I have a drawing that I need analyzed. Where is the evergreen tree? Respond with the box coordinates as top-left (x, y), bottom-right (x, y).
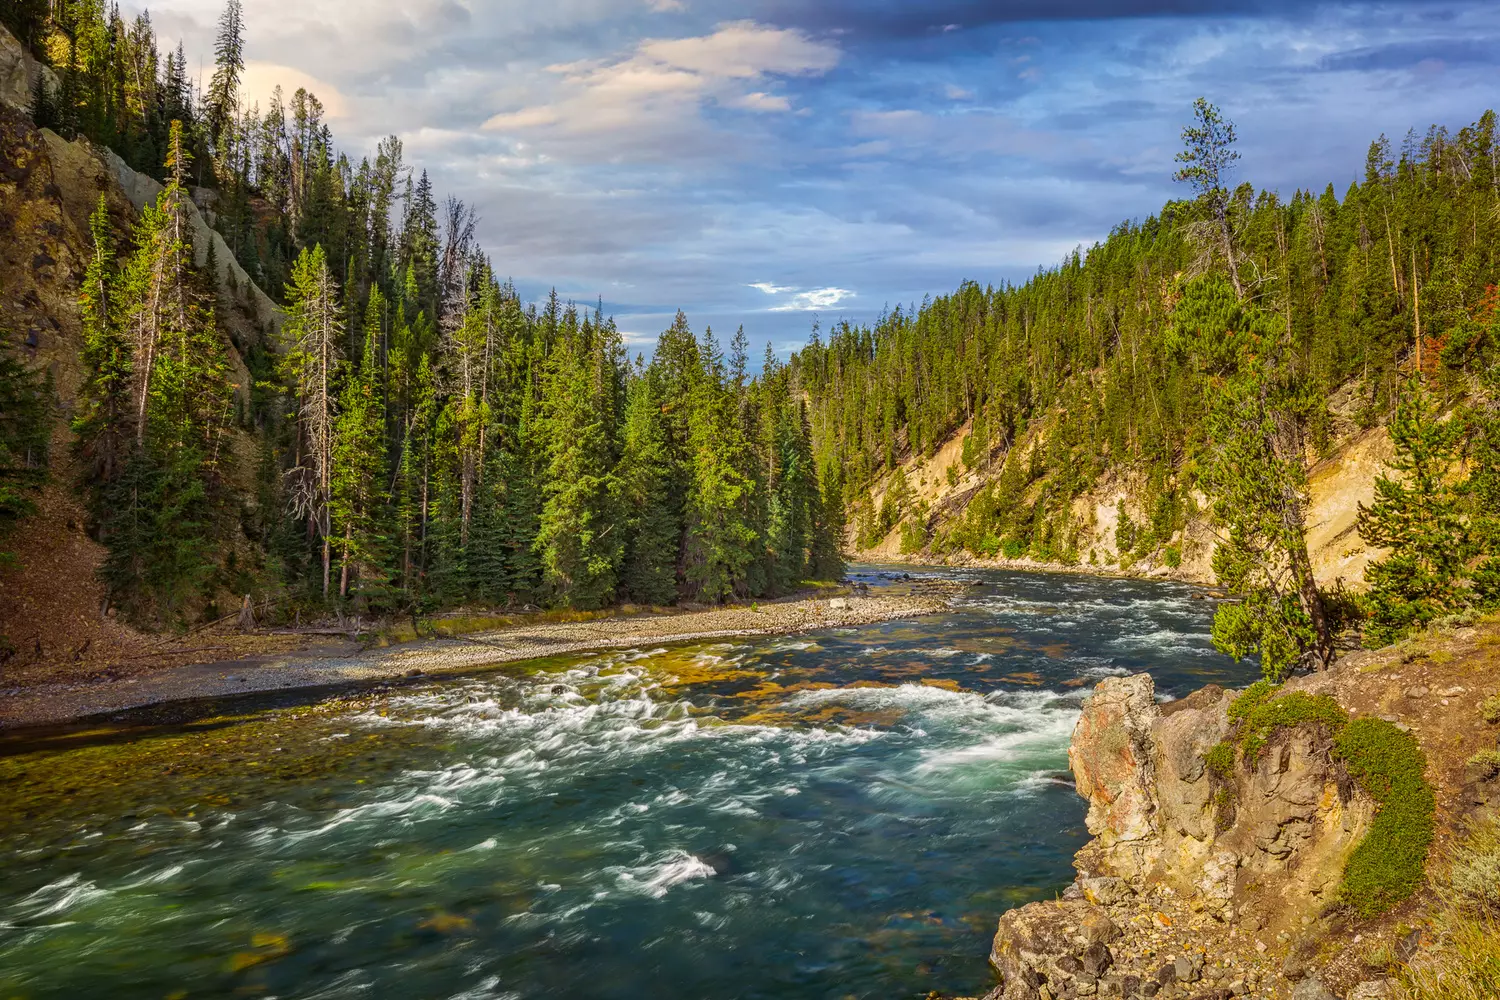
top-left (1358, 381), bottom-right (1473, 644)
top-left (0, 327), bottom-right (52, 568)
top-left (204, 0), bottom-right (244, 151)
top-left (535, 311), bottom-right (623, 609)
top-left (683, 329), bottom-right (758, 602)
top-left (330, 289), bottom-right (391, 601)
top-left (279, 244), bottom-right (344, 597)
top-left (619, 372), bottom-right (679, 605)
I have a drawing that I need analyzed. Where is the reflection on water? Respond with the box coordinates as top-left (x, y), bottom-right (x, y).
top-left (0, 566), bottom-right (1255, 1000)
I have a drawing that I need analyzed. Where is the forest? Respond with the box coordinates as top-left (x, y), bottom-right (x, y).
top-left (1, 1), bottom-right (1497, 672)
top-left (0, 0), bottom-right (844, 624)
top-left (793, 98), bottom-right (1500, 673)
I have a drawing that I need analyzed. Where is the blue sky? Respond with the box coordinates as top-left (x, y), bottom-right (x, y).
top-left (137, 0), bottom-right (1500, 355)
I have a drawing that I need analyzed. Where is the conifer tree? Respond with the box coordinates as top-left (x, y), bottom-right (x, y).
top-left (535, 312), bottom-right (623, 609)
top-left (330, 288), bottom-right (391, 600)
top-left (619, 372), bottom-right (679, 605)
top-left (683, 329), bottom-right (758, 602)
top-left (74, 196), bottom-right (129, 484)
top-left (204, 0), bottom-right (244, 151)
top-left (1184, 278), bottom-right (1331, 679)
top-left (1358, 381), bottom-right (1473, 644)
top-left (280, 244), bottom-right (344, 597)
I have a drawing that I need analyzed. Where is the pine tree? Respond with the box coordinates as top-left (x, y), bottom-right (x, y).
top-left (330, 289), bottom-right (391, 601)
top-left (535, 312), bottom-right (623, 609)
top-left (74, 196), bottom-right (129, 484)
top-left (1187, 278), bottom-right (1331, 680)
top-left (204, 0), bottom-right (244, 151)
top-left (279, 244), bottom-right (344, 598)
top-left (0, 325), bottom-right (52, 566)
top-left (619, 373), bottom-right (679, 605)
top-left (1358, 381), bottom-right (1473, 644)
top-left (683, 329), bottom-right (758, 602)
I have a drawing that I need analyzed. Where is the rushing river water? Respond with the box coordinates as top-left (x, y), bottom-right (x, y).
top-left (0, 567), bottom-right (1257, 1000)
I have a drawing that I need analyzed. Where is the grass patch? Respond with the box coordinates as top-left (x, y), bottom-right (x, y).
top-left (1332, 718), bottom-right (1436, 918)
top-left (1400, 813), bottom-right (1500, 1000)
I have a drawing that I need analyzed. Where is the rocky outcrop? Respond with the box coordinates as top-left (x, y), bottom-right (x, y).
top-left (988, 674), bottom-right (1376, 1000)
top-left (0, 24), bottom-right (58, 113)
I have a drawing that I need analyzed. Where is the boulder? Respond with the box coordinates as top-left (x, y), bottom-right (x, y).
top-left (1070, 675), bottom-right (1160, 845)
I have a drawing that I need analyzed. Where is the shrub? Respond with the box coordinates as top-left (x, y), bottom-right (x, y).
top-left (1164, 545), bottom-right (1182, 569)
top-left (1227, 679), bottom-right (1280, 723)
top-left (1482, 694), bottom-right (1500, 725)
top-left (1238, 691), bottom-right (1347, 760)
top-left (1215, 688), bottom-right (1436, 919)
top-left (1333, 718), bottom-right (1436, 918)
top-left (1204, 740), bottom-right (1235, 779)
top-left (1400, 813), bottom-right (1500, 1000)
top-left (1450, 818), bottom-right (1500, 911)
top-left (1468, 748), bottom-right (1500, 778)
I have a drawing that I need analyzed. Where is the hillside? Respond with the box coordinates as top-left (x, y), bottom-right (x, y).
top-left (844, 413), bottom-right (1394, 591)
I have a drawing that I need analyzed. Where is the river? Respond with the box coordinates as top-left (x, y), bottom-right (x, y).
top-left (0, 566), bottom-right (1257, 999)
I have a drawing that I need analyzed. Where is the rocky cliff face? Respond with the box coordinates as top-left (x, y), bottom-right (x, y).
top-left (985, 627), bottom-right (1500, 1000)
top-left (988, 674), bottom-right (1378, 1000)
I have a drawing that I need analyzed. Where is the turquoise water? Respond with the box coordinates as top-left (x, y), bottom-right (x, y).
top-left (0, 567), bottom-right (1256, 999)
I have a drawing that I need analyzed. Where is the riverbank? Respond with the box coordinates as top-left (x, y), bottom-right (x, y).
top-left (0, 593), bottom-right (950, 729)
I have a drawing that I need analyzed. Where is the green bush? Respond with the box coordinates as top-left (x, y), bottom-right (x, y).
top-left (1217, 689), bottom-right (1436, 918)
top-left (1164, 544), bottom-right (1182, 568)
top-left (1227, 679), bottom-right (1281, 723)
top-left (1204, 740), bottom-right (1235, 779)
top-left (1333, 718), bottom-right (1436, 918)
top-left (1238, 692), bottom-right (1347, 760)
top-left (1469, 748), bottom-right (1500, 778)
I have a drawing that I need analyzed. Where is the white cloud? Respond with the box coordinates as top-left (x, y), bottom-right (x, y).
top-left (730, 91), bottom-right (792, 112)
top-left (945, 83), bottom-right (974, 100)
top-left (646, 0), bottom-right (685, 10)
top-left (481, 20), bottom-right (839, 151)
top-left (754, 285), bottom-right (855, 312)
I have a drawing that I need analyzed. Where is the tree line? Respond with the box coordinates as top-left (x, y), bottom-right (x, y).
top-left (790, 98), bottom-right (1500, 674)
top-left (2, 2), bottom-right (843, 624)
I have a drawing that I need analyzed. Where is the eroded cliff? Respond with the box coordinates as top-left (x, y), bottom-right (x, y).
top-left (984, 621), bottom-right (1500, 1000)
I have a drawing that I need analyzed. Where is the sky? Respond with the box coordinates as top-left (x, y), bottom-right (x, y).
top-left (127, 0), bottom-right (1500, 355)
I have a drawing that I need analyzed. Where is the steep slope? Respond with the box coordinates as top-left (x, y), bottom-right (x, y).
top-left (848, 409), bottom-right (1392, 593)
top-left (0, 34), bottom-right (282, 680)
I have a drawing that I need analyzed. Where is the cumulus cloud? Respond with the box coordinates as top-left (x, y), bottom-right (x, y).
top-left (481, 20), bottom-right (838, 154)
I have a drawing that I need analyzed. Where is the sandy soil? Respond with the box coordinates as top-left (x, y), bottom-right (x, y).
top-left (0, 594), bottom-right (949, 729)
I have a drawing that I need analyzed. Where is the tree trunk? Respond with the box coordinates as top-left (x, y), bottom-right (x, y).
top-left (1288, 536), bottom-right (1333, 667)
top-left (339, 523), bottom-right (352, 599)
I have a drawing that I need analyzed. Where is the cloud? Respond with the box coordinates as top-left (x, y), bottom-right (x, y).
top-left (647, 0), bottom-right (686, 10)
top-left (480, 20), bottom-right (839, 155)
top-left (751, 283), bottom-right (855, 311)
top-left (238, 61), bottom-right (350, 118)
top-left (945, 83), bottom-right (974, 99)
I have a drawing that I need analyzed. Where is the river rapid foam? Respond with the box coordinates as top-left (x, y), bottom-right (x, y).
top-left (0, 566), bottom-right (1257, 1000)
